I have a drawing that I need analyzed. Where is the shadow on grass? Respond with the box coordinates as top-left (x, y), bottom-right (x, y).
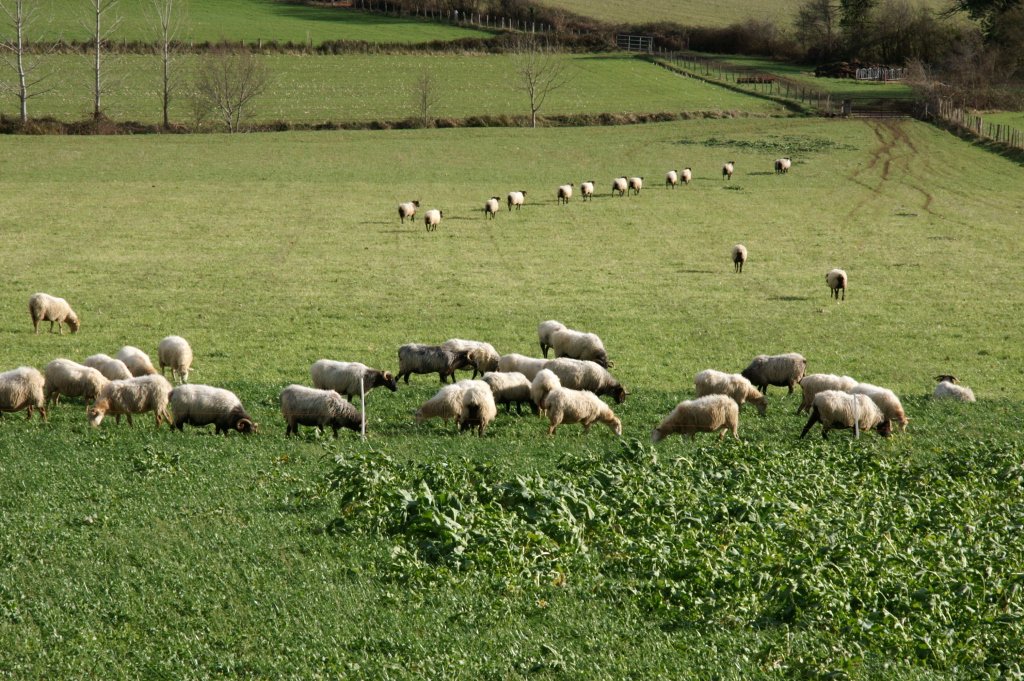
top-left (768, 295), bottom-right (810, 302)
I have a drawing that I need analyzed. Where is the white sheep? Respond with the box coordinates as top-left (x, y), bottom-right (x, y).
top-left (544, 357), bottom-right (627, 403)
top-left (424, 209), bottom-right (443, 232)
top-left (849, 382), bottom-right (908, 432)
top-left (557, 184), bottom-right (573, 205)
top-left (497, 353), bottom-right (548, 381)
top-left (88, 374), bottom-right (173, 428)
top-left (826, 268), bottom-right (847, 301)
top-left (611, 177), bottom-right (628, 197)
top-left (651, 394), bottom-right (739, 443)
top-left (628, 176), bottom-right (643, 195)
top-left (158, 335), bottom-right (193, 384)
top-left (580, 181), bottom-right (595, 201)
top-left (694, 369), bottom-right (767, 416)
top-left (933, 375), bottom-right (976, 402)
top-left (116, 346), bottom-right (158, 377)
top-left (800, 390), bottom-right (891, 439)
top-left (311, 360), bottom-right (398, 402)
top-left (483, 371), bottom-right (536, 415)
top-left (507, 190), bottom-right (526, 211)
top-left (542, 387), bottom-right (622, 436)
top-left (741, 353), bottom-right (807, 395)
top-left (83, 354), bottom-right (133, 381)
top-left (280, 384), bottom-right (363, 437)
top-left (397, 344), bottom-right (473, 384)
top-left (665, 170), bottom-right (678, 189)
top-left (722, 161), bottom-right (735, 180)
top-left (0, 366), bottom-right (46, 421)
top-left (28, 292), bottom-right (79, 335)
top-left (681, 167), bottom-right (693, 185)
top-left (530, 368), bottom-right (561, 413)
top-left (549, 327), bottom-right (609, 368)
top-left (458, 380), bottom-right (498, 436)
top-left (732, 244), bottom-right (747, 273)
top-left (415, 383), bottom-right (466, 429)
top-left (398, 200), bottom-right (420, 224)
top-left (775, 157), bottom-right (792, 174)
top-left (484, 196), bottom-right (500, 219)
top-left (797, 374), bottom-right (858, 414)
top-left (170, 384), bottom-right (256, 435)
top-left (441, 338), bottom-right (501, 378)
top-left (43, 359), bottom-right (108, 406)
top-left (537, 320), bottom-right (567, 358)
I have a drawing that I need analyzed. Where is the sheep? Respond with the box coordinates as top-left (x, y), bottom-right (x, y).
top-left (681, 167), bottom-right (693, 185)
top-left (43, 359), bottom-right (108, 407)
top-left (88, 374), bottom-right (173, 428)
top-left (397, 344), bottom-right (473, 384)
top-left (775, 157), bottom-right (792, 174)
top-left (157, 335), bottom-right (193, 384)
top-left (415, 383), bottom-right (466, 428)
top-left (665, 170), bottom-right (678, 188)
top-left (0, 367), bottom-right (46, 421)
top-left (849, 382), bottom-right (909, 432)
top-left (483, 371), bottom-right (537, 415)
top-left (732, 244), bottom-right (747, 273)
top-left (497, 353), bottom-right (548, 382)
top-left (530, 368), bottom-right (561, 413)
top-left (797, 373), bottom-right (858, 414)
top-left (484, 196), bottom-right (500, 219)
top-left (628, 176), bottom-right (643, 196)
top-left (28, 292), bottom-right (79, 335)
top-left (557, 184), bottom-right (573, 205)
top-left (441, 338), bottom-right (500, 378)
top-left (651, 394), bottom-right (739, 443)
top-left (310, 360), bottom-right (398, 402)
top-left (424, 209), bottom-right (443, 232)
top-left (458, 380), bottom-right (498, 436)
top-left (507, 190), bottom-right (526, 211)
top-left (398, 200), bottom-right (420, 224)
top-left (549, 327), bottom-right (609, 368)
top-left (83, 354), bottom-right (133, 381)
top-left (544, 357), bottom-right (627, 403)
top-left (280, 384), bottom-right (362, 437)
top-left (933, 375), bottom-right (976, 402)
top-left (800, 390), bottom-right (891, 439)
top-left (826, 268), bottom-right (847, 301)
top-left (170, 384), bottom-right (256, 435)
top-left (537, 320), bottom-right (567, 358)
top-left (580, 181), bottom-right (595, 201)
top-left (722, 161), bottom-right (735, 180)
top-left (542, 387), bottom-right (622, 436)
top-left (694, 369), bottom-right (767, 416)
top-left (116, 346), bottom-right (158, 377)
top-left (740, 353), bottom-right (806, 395)
top-left (612, 177), bottom-right (628, 197)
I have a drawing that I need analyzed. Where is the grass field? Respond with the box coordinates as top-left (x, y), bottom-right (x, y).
top-left (1, 53), bottom-right (789, 125)
top-left (1, 117), bottom-right (1023, 677)
top-left (979, 110), bottom-right (1024, 129)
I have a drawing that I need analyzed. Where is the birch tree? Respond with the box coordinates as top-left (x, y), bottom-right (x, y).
top-left (151, 0), bottom-right (186, 129)
top-left (87, 0), bottom-right (120, 119)
top-left (0, 0), bottom-right (53, 123)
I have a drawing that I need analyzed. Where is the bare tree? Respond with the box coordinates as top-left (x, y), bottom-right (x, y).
top-left (513, 36), bottom-right (568, 129)
top-left (151, 0), bottom-right (186, 129)
top-left (412, 68), bottom-right (439, 127)
top-left (86, 0), bottom-right (120, 119)
top-left (193, 49), bottom-right (269, 132)
top-left (794, 0), bottom-right (841, 60)
top-left (0, 0), bottom-right (55, 123)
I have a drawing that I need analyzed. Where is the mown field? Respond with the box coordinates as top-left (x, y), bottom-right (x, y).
top-left (709, 55), bottom-right (917, 100)
top-left (1, 116), bottom-right (1023, 678)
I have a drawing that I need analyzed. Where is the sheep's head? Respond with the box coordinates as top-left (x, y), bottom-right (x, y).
top-left (67, 314), bottom-right (80, 333)
top-left (87, 399), bottom-right (109, 427)
top-left (934, 374), bottom-right (958, 384)
top-left (607, 415), bottom-right (623, 436)
top-left (236, 418), bottom-right (257, 434)
top-left (875, 420), bottom-right (893, 437)
top-left (412, 200), bottom-right (420, 207)
top-left (751, 395), bottom-right (768, 417)
top-left (612, 385), bottom-right (628, 404)
top-left (381, 372), bottom-right (398, 392)
top-left (651, 427), bottom-right (666, 444)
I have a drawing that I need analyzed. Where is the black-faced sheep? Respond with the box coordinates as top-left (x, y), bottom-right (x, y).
top-left (694, 369), bottom-right (767, 416)
top-left (740, 353), bottom-right (806, 395)
top-left (628, 176), bottom-right (643, 195)
top-left (800, 390), bottom-right (891, 439)
top-left (933, 375), bottom-right (976, 402)
top-left (0, 366), bottom-right (46, 421)
top-left (665, 170), bottom-right (678, 188)
top-left (43, 359), bottom-right (108, 406)
top-left (507, 191), bottom-right (526, 211)
top-left (611, 177), bottom-right (627, 197)
top-left (826, 268), bottom-right (847, 300)
top-left (722, 161), bottom-right (735, 180)
top-left (732, 244), bottom-right (747, 273)
top-left (311, 360), bottom-right (398, 402)
top-left (775, 157), bottom-right (792, 174)
top-left (651, 394), bottom-right (739, 443)
top-left (158, 335), bottom-right (193, 384)
top-left (580, 181), bottom-right (595, 201)
top-left (542, 387), bottom-right (621, 436)
top-left (280, 384), bottom-right (362, 437)
top-left (88, 375), bottom-right (173, 427)
top-left (681, 168), bottom-right (693, 185)
top-left (544, 358), bottom-right (627, 403)
top-left (557, 184), bottom-right (573, 205)
top-left (170, 384), bottom-right (256, 435)
top-left (28, 293), bottom-right (79, 335)
top-left (484, 197), bottom-right (500, 219)
top-left (398, 200), bottom-right (420, 224)
top-left (397, 344), bottom-right (473, 384)
top-left (424, 209), bottom-right (443, 231)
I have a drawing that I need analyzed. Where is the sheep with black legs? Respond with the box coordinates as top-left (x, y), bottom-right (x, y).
top-left (732, 244), bottom-right (747, 273)
top-left (557, 184), bottom-right (573, 205)
top-left (580, 181), bottom-right (595, 201)
top-left (628, 176), bottom-right (643, 195)
top-left (651, 395), bottom-right (739, 443)
top-left (507, 191), bottom-right (526, 211)
top-left (397, 344), bottom-right (473, 384)
top-left (0, 367), bottom-right (46, 421)
top-left (612, 177), bottom-right (627, 196)
top-left (280, 384), bottom-right (362, 437)
top-left (171, 385), bottom-right (256, 435)
top-left (398, 200), bottom-right (419, 224)
top-left (537, 320), bottom-right (566, 358)
top-left (483, 372), bottom-right (536, 415)
top-left (800, 390), bottom-right (891, 439)
top-left (484, 197), bottom-right (500, 219)
top-left (722, 161), bottom-right (735, 180)
top-left (797, 374), bottom-right (858, 414)
top-left (665, 170), bottom-right (678, 188)
top-left (424, 209), bottom-right (442, 231)
top-left (826, 268), bottom-right (847, 300)
top-left (311, 360), bottom-right (397, 402)
top-left (681, 168), bottom-right (692, 185)
top-left (775, 157), bottom-right (792, 174)
top-left (741, 353), bottom-right (806, 395)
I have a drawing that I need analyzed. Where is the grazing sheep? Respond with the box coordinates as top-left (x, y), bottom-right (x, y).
top-left (580, 181), bottom-right (595, 201)
top-left (88, 375), bottom-right (173, 428)
top-left (544, 357), bottom-right (627, 403)
top-left (280, 384), bottom-right (362, 437)
top-left (797, 373), bottom-right (858, 414)
top-left (775, 157), bottom-right (792, 174)
top-left (542, 387), bottom-right (622, 436)
top-left (484, 196), bottom-right (501, 219)
top-left (158, 335), bottom-right (193, 384)
top-left (83, 354), bottom-right (133, 381)
top-left (398, 200), bottom-right (420, 224)
top-left (507, 190), bottom-right (526, 211)
top-left (424, 209), bottom-right (443, 232)
top-left (681, 167), bottom-right (693, 185)
top-left (826, 269), bottom-right (847, 301)
top-left (933, 375), bottom-right (976, 402)
top-left (310, 360), bottom-right (398, 402)
top-left (530, 368), bottom-right (561, 413)
top-left (28, 293), bottom-right (79, 335)
top-left (651, 394), bottom-right (739, 443)
top-left (722, 161), bottom-right (735, 180)
top-left (628, 176), bottom-right (643, 195)
top-left (483, 371), bottom-right (536, 415)
top-left (441, 339), bottom-right (500, 377)
top-left (0, 366), bottom-right (46, 421)
top-left (800, 390), bottom-right (891, 439)
top-left (43, 359), bottom-right (108, 406)
top-left (537, 320), bottom-right (567, 358)
top-left (459, 380), bottom-right (498, 436)
top-left (665, 170), bottom-right (678, 188)
top-left (116, 346), bottom-right (158, 377)
top-left (557, 183), bottom-right (574, 205)
top-left (170, 384), bottom-right (256, 435)
top-left (549, 327), bottom-right (609, 368)
top-left (694, 369), bottom-right (767, 416)
top-left (497, 353), bottom-right (548, 382)
top-left (849, 382), bottom-right (908, 432)
top-left (732, 244), bottom-right (747, 273)
top-left (397, 344), bottom-right (473, 384)
top-left (611, 177), bottom-right (628, 197)
top-left (415, 381), bottom-right (484, 429)
top-left (741, 353), bottom-right (807, 395)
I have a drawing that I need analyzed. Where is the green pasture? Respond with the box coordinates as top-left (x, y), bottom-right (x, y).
top-left (979, 109), bottom-right (1024, 129)
top-left (0, 53), bottom-right (788, 125)
top-left (1, 118), bottom-right (1023, 677)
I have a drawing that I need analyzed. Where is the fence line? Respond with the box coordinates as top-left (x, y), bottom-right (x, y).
top-left (334, 0), bottom-right (556, 35)
top-left (931, 98), bottom-right (1024, 150)
top-left (855, 67), bottom-right (906, 81)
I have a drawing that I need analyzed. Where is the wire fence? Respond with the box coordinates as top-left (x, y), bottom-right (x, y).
top-left (929, 98), bottom-right (1024, 150)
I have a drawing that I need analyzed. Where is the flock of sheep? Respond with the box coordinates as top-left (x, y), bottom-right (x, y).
top-left (1, 294), bottom-right (976, 443)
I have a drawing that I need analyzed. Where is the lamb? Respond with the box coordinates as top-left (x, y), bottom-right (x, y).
top-left (424, 209), bottom-right (443, 231)
top-left (722, 161), bottom-right (735, 180)
top-left (170, 384), bottom-right (256, 435)
top-left (497, 353), bottom-right (548, 381)
top-left (665, 170), bottom-right (678, 188)
top-left (681, 168), bottom-right (693, 185)
top-left (310, 359), bottom-right (398, 402)
top-left (800, 390), bottom-right (891, 439)
top-left (484, 196), bottom-right (501, 219)
top-left (43, 359), bottom-right (108, 406)
top-left (398, 200), bottom-right (420, 224)
top-left (280, 384), bottom-right (362, 437)
top-left (87, 374), bottom-right (173, 427)
top-left (580, 181), bottom-right (595, 201)
top-left (530, 368), bottom-right (561, 413)
top-left (537, 320), bottom-right (567, 358)
top-left (933, 375), bottom-right (976, 402)
top-left (0, 366), bottom-right (46, 421)
top-left (397, 343), bottom-right (473, 384)
top-left (544, 357), bottom-right (627, 403)
top-left (693, 369), bottom-right (767, 416)
top-left (507, 190), bottom-right (526, 211)
top-left (849, 382), bottom-right (909, 432)
top-left (775, 157), bottom-right (792, 174)
top-left (441, 338), bottom-right (500, 377)
top-left (826, 269), bottom-right (847, 301)
top-left (611, 177), bottom-right (628, 197)
top-left (732, 244), bottom-right (747, 273)
top-left (115, 346), bottom-right (158, 377)
top-left (740, 353), bottom-right (807, 394)
top-left (797, 373), bottom-right (858, 414)
top-left (549, 327), bottom-right (609, 368)
top-left (415, 383), bottom-right (466, 428)
top-left (542, 387), bottom-right (622, 436)
top-left (458, 380), bottom-right (498, 436)
top-left (483, 371), bottom-right (536, 415)
top-left (557, 184), bottom-right (573, 205)
top-left (157, 335), bottom-right (193, 384)
top-left (651, 394), bottom-right (739, 443)
top-left (628, 176), bottom-right (643, 195)
top-left (83, 354), bottom-right (133, 381)
top-left (28, 292), bottom-right (79, 335)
